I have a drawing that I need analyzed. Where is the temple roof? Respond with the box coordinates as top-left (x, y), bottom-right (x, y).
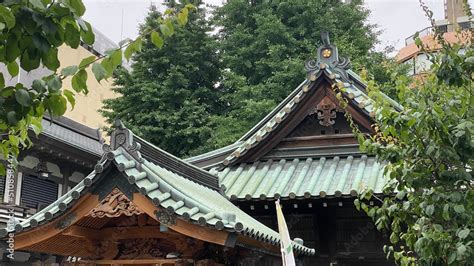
top-left (216, 34), bottom-right (400, 168)
top-left (1, 121), bottom-right (315, 256)
top-left (213, 155), bottom-right (385, 201)
top-left (40, 116), bottom-right (104, 156)
top-left (187, 33), bottom-right (399, 199)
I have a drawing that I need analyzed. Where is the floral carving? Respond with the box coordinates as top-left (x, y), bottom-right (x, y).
top-left (309, 96), bottom-right (343, 127)
top-left (156, 209), bottom-right (177, 226)
top-left (88, 188), bottom-right (143, 218)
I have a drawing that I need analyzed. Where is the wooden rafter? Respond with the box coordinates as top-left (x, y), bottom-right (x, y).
top-left (15, 193), bottom-right (100, 250)
top-left (131, 193), bottom-right (231, 247)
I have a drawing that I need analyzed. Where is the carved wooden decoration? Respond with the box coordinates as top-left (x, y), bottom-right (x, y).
top-left (84, 239), bottom-right (119, 260)
top-left (310, 96), bottom-right (343, 127)
top-left (88, 188), bottom-right (143, 218)
top-left (117, 238), bottom-right (167, 259)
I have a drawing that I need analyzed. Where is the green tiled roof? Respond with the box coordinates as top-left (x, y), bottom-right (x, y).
top-left (213, 155), bottom-right (387, 200)
top-left (0, 123), bottom-right (315, 256)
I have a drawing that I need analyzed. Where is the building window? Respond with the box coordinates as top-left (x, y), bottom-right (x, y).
top-left (21, 175), bottom-right (58, 209)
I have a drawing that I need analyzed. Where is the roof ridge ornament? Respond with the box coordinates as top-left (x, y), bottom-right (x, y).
top-left (101, 119), bottom-right (143, 163)
top-left (305, 32), bottom-right (351, 80)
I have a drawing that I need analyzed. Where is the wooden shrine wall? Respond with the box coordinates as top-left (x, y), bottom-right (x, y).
top-left (235, 198), bottom-right (395, 266)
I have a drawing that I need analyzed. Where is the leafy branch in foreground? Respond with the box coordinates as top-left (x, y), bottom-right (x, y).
top-left (348, 2), bottom-right (473, 265)
top-left (0, 0), bottom-right (194, 174)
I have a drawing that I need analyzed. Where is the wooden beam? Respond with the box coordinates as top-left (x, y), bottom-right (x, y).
top-left (79, 259), bottom-right (194, 265)
top-left (62, 225), bottom-right (180, 240)
top-left (14, 193), bottom-right (100, 249)
top-left (132, 193), bottom-right (230, 246)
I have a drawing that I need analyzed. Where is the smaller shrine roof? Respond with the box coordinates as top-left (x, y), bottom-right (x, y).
top-left (1, 121), bottom-right (315, 256)
top-left (213, 155), bottom-right (386, 201)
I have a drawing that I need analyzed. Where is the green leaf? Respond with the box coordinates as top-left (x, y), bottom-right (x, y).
top-left (15, 89), bottom-right (32, 107)
top-left (29, 0), bottom-right (45, 10)
top-left (47, 76), bottom-right (62, 91)
top-left (6, 111), bottom-right (17, 125)
top-left (9, 134), bottom-right (19, 146)
top-left (389, 232), bottom-right (399, 244)
top-left (21, 50), bottom-right (41, 72)
top-left (7, 61), bottom-right (19, 77)
top-left (415, 37), bottom-right (422, 47)
top-left (354, 198), bottom-right (360, 211)
top-left (79, 55), bottom-right (96, 69)
top-left (32, 33), bottom-right (50, 54)
top-left (80, 20), bottom-right (95, 45)
top-left (64, 23), bottom-right (80, 48)
top-left (42, 48), bottom-right (60, 71)
top-left (448, 252), bottom-right (456, 264)
top-left (0, 73), bottom-right (4, 88)
top-left (63, 89), bottom-right (75, 109)
top-left (91, 62), bottom-right (108, 82)
top-left (110, 49), bottom-right (122, 67)
top-left (160, 23), bottom-right (173, 37)
top-left (425, 204), bottom-right (434, 216)
top-left (71, 69), bottom-right (88, 93)
top-left (457, 244), bottom-right (466, 257)
top-left (61, 65), bottom-right (78, 77)
top-left (45, 94), bottom-right (67, 115)
top-left (0, 5), bottom-right (15, 29)
top-left (177, 11), bottom-right (188, 26)
top-left (151, 31), bottom-right (164, 48)
top-left (32, 80), bottom-right (46, 94)
top-left (100, 57), bottom-right (114, 76)
top-left (396, 191), bottom-right (406, 200)
top-left (30, 116), bottom-right (43, 135)
top-left (453, 204), bottom-right (465, 214)
top-left (6, 35), bottom-right (20, 62)
top-left (69, 0), bottom-right (86, 16)
top-left (458, 228), bottom-right (470, 239)
top-left (124, 38), bottom-right (142, 61)
top-left (442, 204), bottom-right (450, 221)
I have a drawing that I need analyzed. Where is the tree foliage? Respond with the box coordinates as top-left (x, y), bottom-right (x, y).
top-left (193, 0), bottom-right (392, 154)
top-left (101, 2), bottom-right (221, 157)
top-left (354, 11), bottom-right (474, 265)
top-left (0, 0), bottom-right (193, 173)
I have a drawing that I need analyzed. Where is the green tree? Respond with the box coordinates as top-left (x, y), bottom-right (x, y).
top-left (354, 5), bottom-right (474, 264)
top-left (196, 0), bottom-right (390, 153)
top-left (0, 0), bottom-right (193, 173)
top-left (101, 2), bottom-right (221, 157)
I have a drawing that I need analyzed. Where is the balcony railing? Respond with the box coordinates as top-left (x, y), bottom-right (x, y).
top-left (404, 21), bottom-right (472, 46)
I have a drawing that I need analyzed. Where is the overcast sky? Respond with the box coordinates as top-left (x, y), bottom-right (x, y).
top-left (82, 0), bottom-right (467, 54)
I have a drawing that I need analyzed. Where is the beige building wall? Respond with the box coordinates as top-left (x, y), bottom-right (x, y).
top-left (58, 45), bottom-right (117, 129)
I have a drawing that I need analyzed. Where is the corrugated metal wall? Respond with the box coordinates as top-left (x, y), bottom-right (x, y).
top-left (21, 175), bottom-right (58, 209)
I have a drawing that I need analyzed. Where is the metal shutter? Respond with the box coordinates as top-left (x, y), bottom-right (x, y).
top-left (21, 175), bottom-right (58, 209)
top-left (0, 175), bottom-right (4, 202)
